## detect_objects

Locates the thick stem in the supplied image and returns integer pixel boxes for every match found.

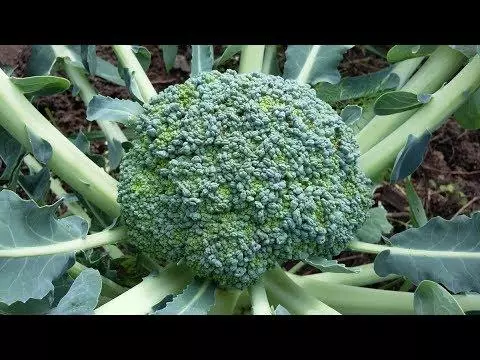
[0,227,127,258]
[239,45,266,74]
[394,57,425,88]
[112,45,157,102]
[68,261,127,298]
[0,69,120,217]
[95,263,193,315]
[208,288,242,315]
[250,280,272,315]
[263,266,340,315]
[290,277,480,314]
[357,46,466,154]
[261,45,278,75]
[359,54,480,180]
[287,261,306,274]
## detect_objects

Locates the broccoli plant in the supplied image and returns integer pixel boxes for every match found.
[1,44,480,315]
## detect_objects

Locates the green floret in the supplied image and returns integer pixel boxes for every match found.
[117,69,372,290]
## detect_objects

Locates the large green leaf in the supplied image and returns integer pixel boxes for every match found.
[86,95,144,126]
[374,213,480,293]
[10,76,71,97]
[153,278,216,315]
[283,45,353,85]
[49,268,102,315]
[159,45,178,72]
[0,274,72,314]
[355,205,393,244]
[0,127,24,182]
[190,45,214,77]
[0,190,88,305]
[315,66,399,104]
[454,88,480,129]
[414,280,465,315]
[387,45,437,63]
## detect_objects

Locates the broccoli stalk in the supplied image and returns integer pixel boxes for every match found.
[0,68,120,217]
[112,45,157,102]
[357,45,467,153]
[359,54,480,180]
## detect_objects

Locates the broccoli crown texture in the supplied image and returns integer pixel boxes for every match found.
[118,69,372,289]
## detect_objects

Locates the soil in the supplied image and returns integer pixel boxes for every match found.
[1,45,479,271]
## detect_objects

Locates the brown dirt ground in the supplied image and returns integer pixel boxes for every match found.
[1,45,479,272]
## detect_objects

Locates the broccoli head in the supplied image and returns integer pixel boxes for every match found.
[117,69,372,289]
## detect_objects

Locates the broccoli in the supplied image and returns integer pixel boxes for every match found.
[117,69,372,289]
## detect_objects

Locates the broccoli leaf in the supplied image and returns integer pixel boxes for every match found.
[190,45,214,77]
[373,90,424,115]
[10,76,71,97]
[374,213,480,294]
[0,190,88,305]
[214,45,243,68]
[283,45,353,85]
[315,66,399,104]
[414,280,465,315]
[340,105,362,125]
[118,66,144,104]
[305,257,359,274]
[387,45,437,63]
[80,45,97,76]
[405,177,428,227]
[49,268,102,315]
[0,126,24,183]
[18,167,50,205]
[131,45,151,72]
[160,45,178,72]
[86,95,144,126]
[390,131,431,183]
[355,205,393,244]
[27,45,126,86]
[153,278,216,315]
[25,127,53,165]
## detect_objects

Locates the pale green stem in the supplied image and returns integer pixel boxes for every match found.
[63,61,128,171]
[250,280,273,315]
[239,45,266,74]
[22,154,92,226]
[112,45,157,102]
[290,277,480,314]
[208,288,242,315]
[0,227,127,258]
[297,263,399,287]
[0,69,120,217]
[357,46,467,154]
[359,54,480,181]
[95,263,193,315]
[393,57,425,88]
[261,45,278,75]
[68,261,127,298]
[263,266,340,315]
